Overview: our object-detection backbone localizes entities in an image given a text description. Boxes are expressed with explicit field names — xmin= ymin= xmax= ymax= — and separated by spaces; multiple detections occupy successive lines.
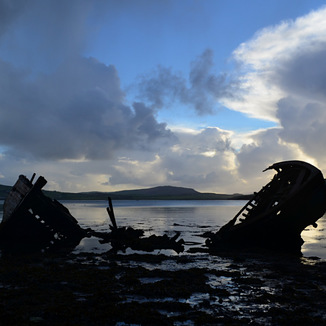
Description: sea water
xmin=62 ymin=200 xmax=326 ymax=260
xmin=1 ymin=199 xmax=326 ymax=259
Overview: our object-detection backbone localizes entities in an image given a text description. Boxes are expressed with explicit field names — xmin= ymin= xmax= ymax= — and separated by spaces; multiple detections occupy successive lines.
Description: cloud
xmin=2 ymin=1 xmax=326 ymax=195
xmin=130 ymin=5 xmax=326 ymax=191
xmin=137 ymin=65 xmax=187 ymax=109
xmin=0 ymin=0 xmax=179 ymax=190
xmin=0 ymin=0 xmax=103 ymax=72
xmin=0 ymin=126 xmax=239 ymax=193
xmin=237 ymin=128 xmax=306 ymax=177
xmin=0 ymin=56 xmax=174 ymax=160
xmin=0 ymin=0 xmax=177 ymax=162
xmin=137 ymin=49 xmax=232 ymax=114
xmin=217 ymin=6 xmax=326 ymax=177
xmin=107 ymin=127 xmax=243 ymax=193
xmin=223 ymin=6 xmax=326 ymax=122
xmin=277 ymin=97 xmax=326 ymax=165
xmin=187 ymin=50 xmax=231 ymax=114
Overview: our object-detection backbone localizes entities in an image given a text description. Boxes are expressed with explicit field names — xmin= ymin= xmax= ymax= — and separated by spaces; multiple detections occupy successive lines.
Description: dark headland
xmin=0 ymin=183 xmax=252 ymax=201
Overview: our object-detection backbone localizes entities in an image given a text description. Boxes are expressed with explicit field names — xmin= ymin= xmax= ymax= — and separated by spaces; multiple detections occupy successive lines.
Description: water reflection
xmin=301 ymin=214 xmax=326 ymax=259
xmin=62 ymin=200 xmax=326 ymax=259
xmin=1 ymin=199 xmax=326 ymax=259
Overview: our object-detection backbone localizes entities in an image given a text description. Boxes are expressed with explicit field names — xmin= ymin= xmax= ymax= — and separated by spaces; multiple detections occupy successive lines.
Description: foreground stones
xmin=0 ymin=251 xmax=326 ymax=325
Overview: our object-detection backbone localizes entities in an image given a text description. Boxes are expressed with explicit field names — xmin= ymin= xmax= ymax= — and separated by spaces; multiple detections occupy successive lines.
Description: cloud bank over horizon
xmin=0 ymin=1 xmax=326 ymax=194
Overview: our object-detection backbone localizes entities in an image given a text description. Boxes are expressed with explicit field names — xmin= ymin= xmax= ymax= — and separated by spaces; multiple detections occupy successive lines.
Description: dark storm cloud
xmin=0 ymin=56 xmax=174 ymax=160
xmin=274 ymin=42 xmax=326 ymax=102
xmin=277 ymin=97 xmax=326 ymax=159
xmin=137 ymin=66 xmax=187 ymax=109
xmin=0 ymin=0 xmax=175 ymax=161
xmin=270 ymin=41 xmax=326 ymax=161
xmin=137 ymin=49 xmax=232 ymax=114
xmin=188 ymin=49 xmax=230 ymax=114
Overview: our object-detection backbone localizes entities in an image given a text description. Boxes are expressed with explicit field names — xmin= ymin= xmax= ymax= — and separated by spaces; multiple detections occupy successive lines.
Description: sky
xmin=1 ymin=0 xmax=326 ymax=194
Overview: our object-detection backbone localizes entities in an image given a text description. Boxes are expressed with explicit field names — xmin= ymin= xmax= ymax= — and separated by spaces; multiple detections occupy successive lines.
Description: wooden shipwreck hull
xmin=0 ymin=174 xmax=185 ymax=253
xmin=0 ymin=174 xmax=86 ymax=251
xmin=206 ymin=161 xmax=326 ymax=251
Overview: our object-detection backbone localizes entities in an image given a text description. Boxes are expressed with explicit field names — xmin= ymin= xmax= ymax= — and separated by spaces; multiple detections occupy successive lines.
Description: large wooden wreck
xmin=206 ymin=160 xmax=326 ymax=252
xmin=0 ymin=174 xmax=184 ymax=253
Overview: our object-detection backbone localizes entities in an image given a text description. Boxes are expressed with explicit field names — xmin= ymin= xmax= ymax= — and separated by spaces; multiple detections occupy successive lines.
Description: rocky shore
xmin=0 ymin=250 xmax=326 ymax=325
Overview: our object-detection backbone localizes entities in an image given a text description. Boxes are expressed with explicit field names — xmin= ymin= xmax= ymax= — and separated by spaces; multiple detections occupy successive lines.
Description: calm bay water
xmin=61 ymin=199 xmax=326 ymax=260
xmin=1 ymin=199 xmax=326 ymax=259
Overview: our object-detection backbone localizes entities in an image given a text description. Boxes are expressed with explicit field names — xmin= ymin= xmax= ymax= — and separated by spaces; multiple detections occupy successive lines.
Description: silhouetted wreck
xmin=2 ymin=161 xmax=324 ymax=254
xmin=0 ymin=174 xmax=184 ymax=253
xmin=0 ymin=174 xmax=86 ymax=252
xmin=206 ymin=161 xmax=326 ymax=252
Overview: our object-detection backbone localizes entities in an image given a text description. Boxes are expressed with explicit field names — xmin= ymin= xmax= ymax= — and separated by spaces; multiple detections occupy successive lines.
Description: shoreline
xmin=1 ymin=250 xmax=326 ymax=325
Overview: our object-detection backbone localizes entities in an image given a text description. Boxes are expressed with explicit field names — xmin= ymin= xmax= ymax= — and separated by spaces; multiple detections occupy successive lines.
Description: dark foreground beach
xmin=1 ymin=250 xmax=326 ymax=325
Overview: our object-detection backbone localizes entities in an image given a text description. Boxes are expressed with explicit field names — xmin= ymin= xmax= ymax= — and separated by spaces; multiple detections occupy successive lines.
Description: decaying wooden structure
xmin=0 ymin=174 xmax=86 ymax=251
xmin=0 ymin=174 xmax=184 ymax=253
xmin=2 ymin=160 xmax=325 ymax=254
xmin=206 ymin=161 xmax=326 ymax=252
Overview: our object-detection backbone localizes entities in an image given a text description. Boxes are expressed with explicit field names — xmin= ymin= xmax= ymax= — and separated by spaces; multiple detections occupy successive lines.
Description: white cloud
xmin=236 ymin=128 xmax=312 ymax=180
xmin=225 ymin=6 xmax=326 ymax=122
xmin=218 ymin=6 xmax=326 ymax=180
xmin=233 ymin=7 xmax=326 ymax=70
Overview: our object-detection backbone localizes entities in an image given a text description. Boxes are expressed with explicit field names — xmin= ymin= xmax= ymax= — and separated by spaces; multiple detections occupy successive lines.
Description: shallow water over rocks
xmin=1 ymin=200 xmax=326 ymax=325
xmin=63 ymin=200 xmax=326 ymax=260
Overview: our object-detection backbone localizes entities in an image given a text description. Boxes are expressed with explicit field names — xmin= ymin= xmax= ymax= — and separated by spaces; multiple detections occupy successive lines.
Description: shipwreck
xmin=0 ymin=174 xmax=184 ymax=253
xmin=1 ymin=160 xmax=326 ymax=254
xmin=206 ymin=160 xmax=326 ymax=252
xmin=0 ymin=174 xmax=87 ymax=252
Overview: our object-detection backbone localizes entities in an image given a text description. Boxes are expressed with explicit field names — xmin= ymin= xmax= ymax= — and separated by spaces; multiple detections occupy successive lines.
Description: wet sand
xmin=1 ymin=250 xmax=326 ymax=325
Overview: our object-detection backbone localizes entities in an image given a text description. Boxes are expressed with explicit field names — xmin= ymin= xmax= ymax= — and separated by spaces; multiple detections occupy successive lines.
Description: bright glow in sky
xmin=1 ymin=0 xmax=326 ymax=193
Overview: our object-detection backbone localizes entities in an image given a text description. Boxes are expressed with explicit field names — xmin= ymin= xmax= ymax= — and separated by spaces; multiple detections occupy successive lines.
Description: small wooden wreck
xmin=206 ymin=160 xmax=326 ymax=252
xmin=0 ymin=174 xmax=184 ymax=253
xmin=0 ymin=174 xmax=87 ymax=252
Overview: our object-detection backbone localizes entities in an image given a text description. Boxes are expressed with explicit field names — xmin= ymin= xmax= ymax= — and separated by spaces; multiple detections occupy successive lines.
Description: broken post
xmin=106 ymin=197 xmax=118 ymax=230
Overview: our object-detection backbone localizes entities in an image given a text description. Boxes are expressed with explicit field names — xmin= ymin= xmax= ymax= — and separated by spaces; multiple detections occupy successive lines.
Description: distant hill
xmin=0 ymin=183 xmax=252 ymax=201
xmin=109 ymin=186 xmax=200 ymax=199
xmin=106 ymin=186 xmax=251 ymax=200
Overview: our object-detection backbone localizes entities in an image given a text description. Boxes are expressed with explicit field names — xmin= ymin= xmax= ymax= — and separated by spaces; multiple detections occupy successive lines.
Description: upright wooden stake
xmin=106 ymin=197 xmax=118 ymax=229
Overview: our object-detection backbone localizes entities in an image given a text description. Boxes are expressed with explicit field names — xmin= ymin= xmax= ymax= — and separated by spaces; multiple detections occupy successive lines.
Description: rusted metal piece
xmin=206 ymin=161 xmax=326 ymax=252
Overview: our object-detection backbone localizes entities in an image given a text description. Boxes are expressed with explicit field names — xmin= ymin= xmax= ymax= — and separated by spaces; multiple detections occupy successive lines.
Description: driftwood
xmin=91 ymin=197 xmax=184 ymax=253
